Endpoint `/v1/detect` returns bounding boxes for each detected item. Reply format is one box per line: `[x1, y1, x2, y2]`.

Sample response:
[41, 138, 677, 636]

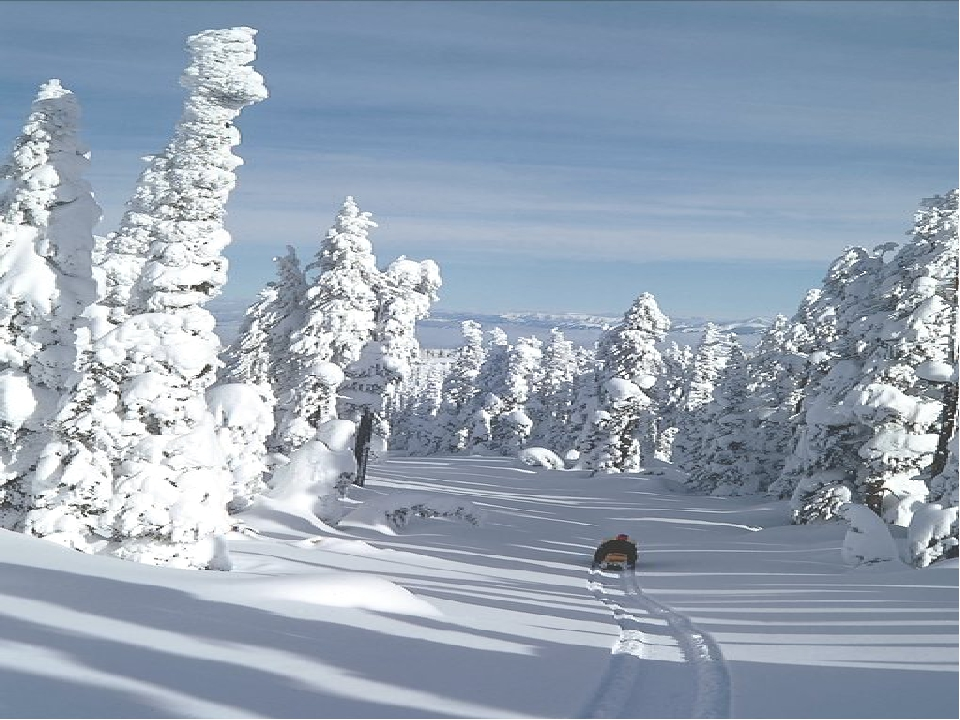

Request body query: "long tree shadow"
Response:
[0, 561, 603, 717]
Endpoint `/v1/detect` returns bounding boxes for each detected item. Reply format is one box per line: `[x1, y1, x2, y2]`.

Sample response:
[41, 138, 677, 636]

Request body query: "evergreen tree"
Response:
[22, 28, 267, 568]
[672, 323, 736, 473]
[576, 293, 669, 473]
[428, 321, 485, 453]
[465, 328, 511, 453]
[274, 197, 379, 454]
[651, 341, 693, 461]
[342, 257, 441, 451]
[529, 328, 580, 453]
[784, 241, 905, 524]
[853, 190, 958, 524]
[220, 245, 307, 392]
[0, 80, 100, 530]
[686, 343, 758, 495]
[489, 335, 542, 455]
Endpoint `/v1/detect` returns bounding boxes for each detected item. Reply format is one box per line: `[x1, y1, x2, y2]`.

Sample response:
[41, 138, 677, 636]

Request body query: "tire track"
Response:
[579, 567, 731, 719]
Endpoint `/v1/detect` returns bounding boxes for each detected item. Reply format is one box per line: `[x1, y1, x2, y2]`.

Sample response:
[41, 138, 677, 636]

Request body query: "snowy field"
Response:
[0, 455, 955, 719]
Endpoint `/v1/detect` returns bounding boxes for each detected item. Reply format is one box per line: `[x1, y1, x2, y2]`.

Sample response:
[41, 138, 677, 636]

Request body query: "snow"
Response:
[518, 446, 566, 469]
[0, 368, 37, 428]
[0, 455, 954, 719]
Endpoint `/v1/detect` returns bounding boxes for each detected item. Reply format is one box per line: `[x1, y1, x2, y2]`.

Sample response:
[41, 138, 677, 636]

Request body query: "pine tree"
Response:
[529, 328, 580, 453]
[220, 246, 307, 390]
[686, 343, 758, 495]
[275, 197, 379, 454]
[783, 243, 898, 524]
[340, 257, 441, 451]
[22, 28, 267, 568]
[489, 335, 542, 455]
[576, 292, 669, 473]
[429, 320, 486, 453]
[0, 80, 100, 531]
[672, 323, 735, 473]
[651, 341, 693, 461]
[853, 190, 958, 524]
[464, 328, 511, 453]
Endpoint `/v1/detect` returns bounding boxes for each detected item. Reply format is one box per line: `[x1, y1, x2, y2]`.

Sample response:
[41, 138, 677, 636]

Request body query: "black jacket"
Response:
[594, 538, 638, 564]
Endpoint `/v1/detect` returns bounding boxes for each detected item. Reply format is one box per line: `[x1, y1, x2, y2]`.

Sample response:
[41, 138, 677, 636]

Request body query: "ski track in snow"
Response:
[580, 567, 731, 719]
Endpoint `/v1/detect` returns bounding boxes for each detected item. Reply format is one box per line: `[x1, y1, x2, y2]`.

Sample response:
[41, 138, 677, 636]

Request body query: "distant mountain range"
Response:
[208, 299, 773, 350]
[417, 311, 774, 348]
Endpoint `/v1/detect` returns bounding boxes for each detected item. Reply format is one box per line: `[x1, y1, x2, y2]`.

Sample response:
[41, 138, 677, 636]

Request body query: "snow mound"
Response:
[339, 492, 485, 535]
[294, 536, 386, 556]
[216, 573, 440, 617]
[518, 447, 565, 469]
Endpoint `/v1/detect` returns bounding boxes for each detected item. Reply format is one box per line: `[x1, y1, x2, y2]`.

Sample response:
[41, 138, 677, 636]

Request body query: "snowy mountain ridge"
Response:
[210, 297, 773, 348]
[420, 309, 774, 334]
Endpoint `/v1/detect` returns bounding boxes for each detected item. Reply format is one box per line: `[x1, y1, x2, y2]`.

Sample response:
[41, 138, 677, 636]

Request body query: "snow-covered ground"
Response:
[0, 455, 955, 718]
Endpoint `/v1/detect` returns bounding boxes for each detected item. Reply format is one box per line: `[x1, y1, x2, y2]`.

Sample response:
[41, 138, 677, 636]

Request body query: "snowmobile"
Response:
[596, 551, 633, 571]
[592, 534, 638, 571]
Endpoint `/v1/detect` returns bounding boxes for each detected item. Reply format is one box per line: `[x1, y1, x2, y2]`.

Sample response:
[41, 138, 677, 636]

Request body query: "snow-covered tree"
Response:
[426, 321, 486, 454]
[672, 323, 734, 472]
[489, 335, 542, 455]
[274, 197, 379, 455]
[779, 245, 890, 523]
[852, 190, 958, 525]
[650, 340, 693, 461]
[529, 328, 580, 453]
[21, 28, 267, 569]
[685, 343, 758, 495]
[576, 292, 669, 473]
[464, 328, 511, 453]
[220, 246, 307, 391]
[0, 80, 100, 529]
[340, 256, 441, 449]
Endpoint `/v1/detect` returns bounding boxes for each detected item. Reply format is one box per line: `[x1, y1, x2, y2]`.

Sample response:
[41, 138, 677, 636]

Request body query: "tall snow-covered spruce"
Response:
[0, 80, 100, 530]
[576, 292, 669, 473]
[23, 28, 267, 569]
[272, 197, 380, 455]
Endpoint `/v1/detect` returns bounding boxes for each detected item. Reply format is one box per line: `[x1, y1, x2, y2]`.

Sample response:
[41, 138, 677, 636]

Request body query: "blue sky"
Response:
[0, 1, 956, 319]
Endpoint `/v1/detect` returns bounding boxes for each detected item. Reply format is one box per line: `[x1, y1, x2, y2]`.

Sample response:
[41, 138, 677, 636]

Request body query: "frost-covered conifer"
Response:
[220, 246, 307, 391]
[22, 28, 267, 568]
[576, 293, 669, 473]
[529, 328, 579, 453]
[465, 328, 511, 452]
[275, 197, 379, 454]
[341, 257, 441, 450]
[735, 315, 810, 494]
[489, 336, 542, 455]
[779, 245, 890, 523]
[672, 323, 735, 473]
[686, 343, 759, 495]
[852, 190, 958, 525]
[0, 80, 100, 529]
[651, 341, 693, 461]
[428, 320, 486, 453]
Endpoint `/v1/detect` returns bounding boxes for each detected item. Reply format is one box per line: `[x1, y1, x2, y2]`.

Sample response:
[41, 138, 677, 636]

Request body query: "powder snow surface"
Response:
[0, 456, 955, 718]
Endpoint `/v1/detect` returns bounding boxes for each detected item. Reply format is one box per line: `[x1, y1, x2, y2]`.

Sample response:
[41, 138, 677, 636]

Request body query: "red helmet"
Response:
[616, 534, 629, 540]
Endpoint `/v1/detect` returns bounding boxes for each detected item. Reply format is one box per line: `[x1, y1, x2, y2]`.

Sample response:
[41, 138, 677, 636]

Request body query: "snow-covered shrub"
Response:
[907, 502, 959, 568]
[266, 419, 357, 524]
[518, 447, 565, 469]
[839, 503, 903, 568]
[340, 492, 485, 534]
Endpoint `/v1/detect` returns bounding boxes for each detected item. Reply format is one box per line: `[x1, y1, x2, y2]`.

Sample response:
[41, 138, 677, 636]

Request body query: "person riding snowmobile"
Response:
[593, 534, 638, 568]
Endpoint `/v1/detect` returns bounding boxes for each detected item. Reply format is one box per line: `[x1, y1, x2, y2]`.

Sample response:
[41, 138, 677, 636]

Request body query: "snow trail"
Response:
[581, 566, 731, 719]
